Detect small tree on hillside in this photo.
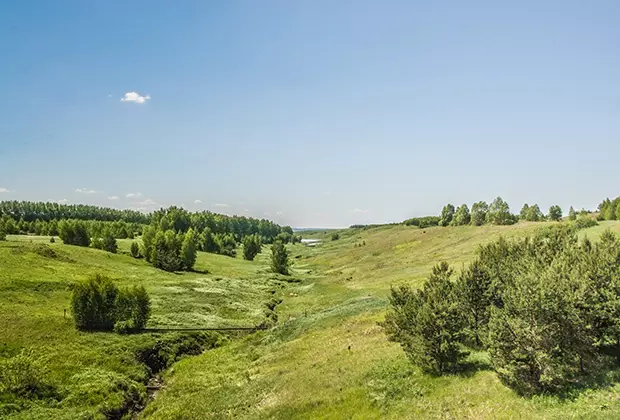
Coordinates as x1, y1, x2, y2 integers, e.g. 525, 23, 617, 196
457, 259, 493, 346
568, 206, 577, 221
130, 241, 141, 258
71, 274, 119, 330
382, 262, 466, 374
242, 234, 262, 261
548, 205, 562, 221
525, 204, 544, 222
331, 233, 340, 241
181, 228, 198, 271
102, 232, 118, 253
471, 201, 489, 226
452, 204, 471, 226
520, 204, 530, 220
439, 204, 455, 226
271, 241, 289, 275
487, 197, 513, 225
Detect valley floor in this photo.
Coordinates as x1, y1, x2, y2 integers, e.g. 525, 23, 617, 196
3, 221, 620, 418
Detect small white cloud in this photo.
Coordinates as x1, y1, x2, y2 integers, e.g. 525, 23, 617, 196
350, 208, 369, 214
276, 211, 284, 216
126, 192, 142, 198
0, 188, 9, 193
214, 203, 229, 208
57, 199, 68, 204
75, 188, 97, 194
108, 196, 119, 200
121, 91, 150, 104
137, 199, 156, 206
194, 199, 203, 204
107, 94, 113, 98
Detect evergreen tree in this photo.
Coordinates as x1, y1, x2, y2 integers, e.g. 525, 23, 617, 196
271, 241, 289, 275
457, 259, 492, 346
242, 234, 262, 261
383, 262, 466, 374
102, 232, 118, 253
130, 241, 141, 258
568, 206, 577, 221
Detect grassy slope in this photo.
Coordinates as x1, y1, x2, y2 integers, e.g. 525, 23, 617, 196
144, 221, 620, 420
0, 237, 283, 419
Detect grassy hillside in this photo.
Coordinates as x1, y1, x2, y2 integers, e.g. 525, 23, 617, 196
0, 237, 289, 419
4, 221, 620, 419
143, 221, 620, 419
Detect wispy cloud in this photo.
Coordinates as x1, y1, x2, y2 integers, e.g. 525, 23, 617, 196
126, 192, 142, 198
0, 188, 10, 193
276, 211, 284, 216
121, 92, 150, 104
214, 203, 229, 208
350, 208, 369, 214
57, 199, 68, 204
108, 196, 119, 200
137, 199, 156, 206
75, 188, 97, 194
194, 199, 203, 204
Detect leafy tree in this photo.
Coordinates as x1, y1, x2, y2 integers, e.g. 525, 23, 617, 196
439, 204, 455, 227
58, 220, 90, 247
130, 241, 141, 258
331, 233, 340, 241
548, 205, 562, 221
525, 204, 544, 222
102, 232, 118, 253
486, 197, 513, 225
215, 233, 237, 258
152, 230, 183, 272
242, 234, 262, 261
271, 241, 289, 275
382, 262, 466, 374
470, 201, 489, 226
520, 204, 530, 220
452, 204, 471, 226
457, 259, 492, 346
403, 216, 440, 228
200, 227, 218, 253
114, 285, 151, 332
180, 228, 198, 271
568, 206, 577, 221
71, 274, 119, 330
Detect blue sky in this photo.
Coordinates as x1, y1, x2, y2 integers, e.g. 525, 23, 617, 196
1, 1, 619, 227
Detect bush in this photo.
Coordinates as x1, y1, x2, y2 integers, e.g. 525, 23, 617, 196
71, 275, 151, 332
49, 236, 55, 243
331, 233, 340, 241
0, 229, 6, 241
0, 349, 56, 399
574, 216, 597, 229
243, 234, 262, 261
102, 234, 118, 253
130, 241, 141, 258
58, 220, 90, 247
382, 263, 467, 374
271, 241, 289, 275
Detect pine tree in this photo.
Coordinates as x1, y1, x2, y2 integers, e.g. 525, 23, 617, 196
130, 241, 141, 258
243, 234, 262, 261
457, 259, 493, 346
271, 241, 289, 275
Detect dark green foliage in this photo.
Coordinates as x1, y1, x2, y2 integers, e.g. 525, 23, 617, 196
548, 205, 562, 221
102, 232, 118, 253
457, 259, 492, 346
271, 241, 289, 275
180, 228, 198, 270
58, 220, 90, 247
0, 349, 56, 400
486, 197, 514, 225
519, 204, 530, 220
569, 206, 577, 221
331, 233, 340, 241
242, 233, 262, 261
521, 203, 544, 221
383, 262, 467, 374
452, 204, 471, 226
439, 204, 455, 226
0, 200, 149, 223
470, 201, 488, 226
130, 241, 141, 258
71, 275, 120, 330
574, 216, 597, 229
0, 228, 5, 241
70, 274, 151, 332
199, 227, 218, 253
215, 233, 237, 258
152, 230, 183, 272
49, 236, 55, 243
403, 216, 440, 228
597, 197, 620, 221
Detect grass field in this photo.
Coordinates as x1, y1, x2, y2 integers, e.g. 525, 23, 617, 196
3, 221, 620, 419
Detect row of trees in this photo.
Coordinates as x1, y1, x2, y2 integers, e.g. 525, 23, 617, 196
0, 200, 149, 223
0, 216, 140, 239
598, 197, 620, 221
383, 225, 620, 395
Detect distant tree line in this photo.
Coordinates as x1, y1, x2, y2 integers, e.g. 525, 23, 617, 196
0, 200, 149, 223
383, 225, 620, 395
402, 197, 602, 228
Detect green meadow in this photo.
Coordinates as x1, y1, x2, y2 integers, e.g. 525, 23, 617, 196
3, 221, 620, 419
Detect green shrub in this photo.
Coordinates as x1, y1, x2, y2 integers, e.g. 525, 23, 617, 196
49, 236, 55, 243
130, 241, 141, 258
331, 233, 340, 241
573, 216, 597, 229
0, 229, 6, 241
71, 275, 150, 332
242, 234, 262, 261
0, 349, 56, 399
271, 241, 289, 275
58, 220, 90, 247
